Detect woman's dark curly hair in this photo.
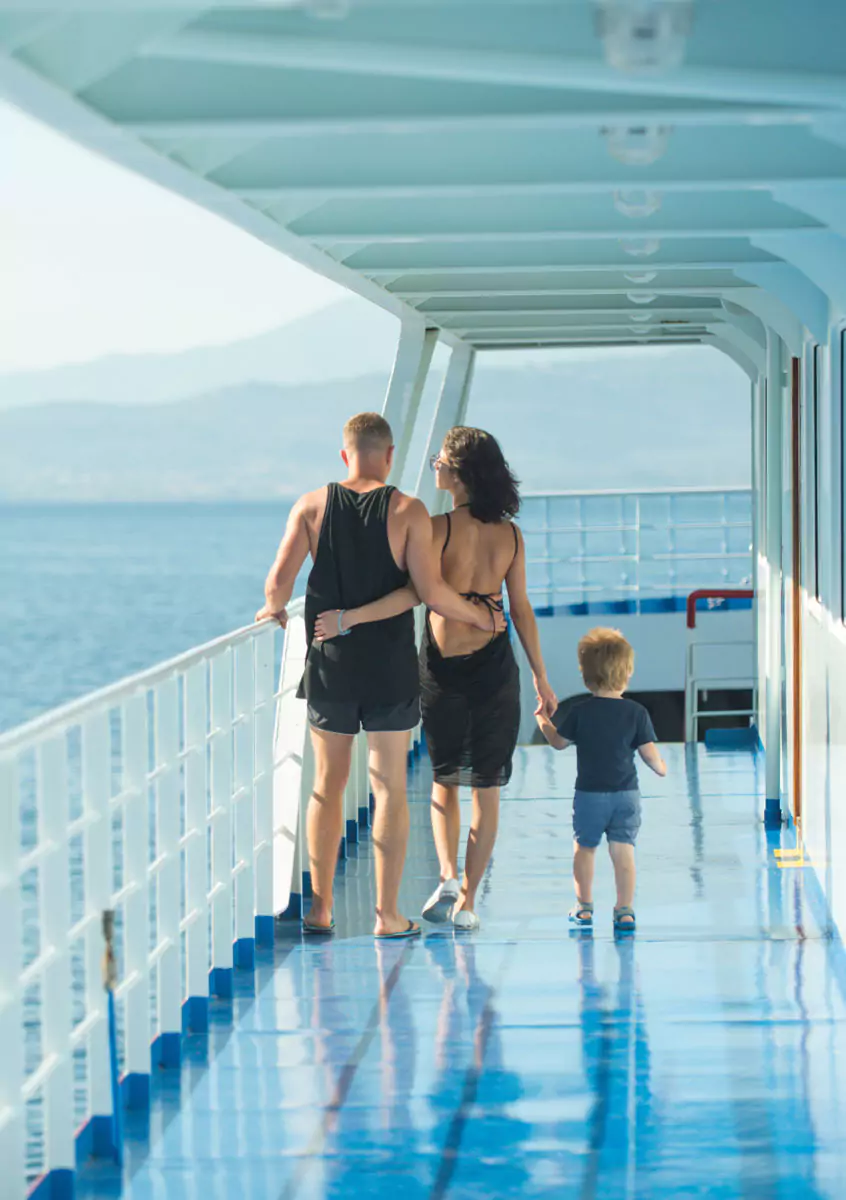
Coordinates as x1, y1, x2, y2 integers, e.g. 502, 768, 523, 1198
442, 426, 520, 523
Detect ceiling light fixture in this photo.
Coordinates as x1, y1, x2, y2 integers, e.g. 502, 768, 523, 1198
614, 188, 662, 218
604, 124, 671, 165
624, 270, 658, 283
627, 291, 658, 304
629, 312, 653, 322
595, 0, 695, 73
620, 236, 661, 257
306, 0, 350, 17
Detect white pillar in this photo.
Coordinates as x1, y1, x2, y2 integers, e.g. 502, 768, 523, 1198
381, 321, 438, 487
415, 345, 475, 511
764, 330, 784, 824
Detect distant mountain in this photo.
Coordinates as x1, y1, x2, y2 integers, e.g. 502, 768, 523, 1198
0, 299, 400, 409
0, 354, 750, 501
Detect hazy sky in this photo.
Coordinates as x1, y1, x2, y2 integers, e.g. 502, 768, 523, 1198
1, 101, 346, 373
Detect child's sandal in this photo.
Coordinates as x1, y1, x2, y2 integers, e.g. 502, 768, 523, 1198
569, 902, 594, 928
613, 906, 636, 933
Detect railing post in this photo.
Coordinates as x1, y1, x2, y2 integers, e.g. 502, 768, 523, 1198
382, 320, 439, 488
416, 344, 475, 511
764, 333, 785, 826
39, 735, 75, 1183
209, 652, 234, 998
183, 662, 210, 1030
0, 758, 25, 1198
82, 710, 116, 1150
122, 692, 152, 1105
233, 641, 256, 969
154, 676, 182, 1065
253, 629, 276, 946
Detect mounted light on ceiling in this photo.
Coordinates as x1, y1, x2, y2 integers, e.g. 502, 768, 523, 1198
629, 312, 653, 322
624, 270, 658, 283
627, 291, 658, 304
614, 188, 662, 218
620, 236, 661, 257
604, 124, 671, 165
306, 0, 350, 17
594, 0, 695, 73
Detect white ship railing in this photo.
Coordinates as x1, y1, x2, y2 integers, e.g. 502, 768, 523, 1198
521, 487, 753, 609
0, 602, 310, 1197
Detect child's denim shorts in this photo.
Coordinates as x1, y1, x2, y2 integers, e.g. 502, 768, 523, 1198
573, 789, 641, 848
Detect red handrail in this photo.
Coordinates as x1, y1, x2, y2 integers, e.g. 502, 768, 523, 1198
686, 588, 754, 629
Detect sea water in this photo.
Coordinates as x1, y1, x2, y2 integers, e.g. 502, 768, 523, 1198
1, 502, 295, 733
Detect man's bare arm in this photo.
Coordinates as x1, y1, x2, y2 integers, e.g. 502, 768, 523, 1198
256, 498, 311, 623
404, 499, 497, 632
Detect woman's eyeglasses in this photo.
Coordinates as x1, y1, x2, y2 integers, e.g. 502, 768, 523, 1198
429, 454, 451, 471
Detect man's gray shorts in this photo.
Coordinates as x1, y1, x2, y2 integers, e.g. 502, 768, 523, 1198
307, 696, 420, 737
573, 789, 641, 848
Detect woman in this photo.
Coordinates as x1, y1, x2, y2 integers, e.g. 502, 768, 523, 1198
314, 427, 556, 930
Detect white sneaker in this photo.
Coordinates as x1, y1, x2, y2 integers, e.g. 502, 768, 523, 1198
422, 878, 460, 924
452, 909, 480, 932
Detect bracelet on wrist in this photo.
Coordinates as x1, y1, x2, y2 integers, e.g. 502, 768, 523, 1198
337, 610, 352, 637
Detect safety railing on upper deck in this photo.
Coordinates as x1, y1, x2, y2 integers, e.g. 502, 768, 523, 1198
520, 487, 753, 613
0, 601, 328, 1197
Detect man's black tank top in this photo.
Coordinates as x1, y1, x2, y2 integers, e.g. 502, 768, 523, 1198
298, 483, 419, 706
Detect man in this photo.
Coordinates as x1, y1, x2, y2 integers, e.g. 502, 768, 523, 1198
257, 412, 501, 939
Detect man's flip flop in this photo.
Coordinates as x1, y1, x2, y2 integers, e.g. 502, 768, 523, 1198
302, 918, 335, 935
375, 920, 421, 940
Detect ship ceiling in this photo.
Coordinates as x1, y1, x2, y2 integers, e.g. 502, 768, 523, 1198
2, 0, 846, 353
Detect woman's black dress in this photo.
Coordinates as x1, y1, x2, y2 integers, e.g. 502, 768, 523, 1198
419, 516, 521, 789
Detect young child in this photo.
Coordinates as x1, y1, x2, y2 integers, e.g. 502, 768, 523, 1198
535, 627, 666, 933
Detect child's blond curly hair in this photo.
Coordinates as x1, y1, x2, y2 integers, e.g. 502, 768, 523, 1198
578, 627, 634, 693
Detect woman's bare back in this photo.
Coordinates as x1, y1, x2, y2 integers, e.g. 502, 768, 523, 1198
430, 508, 519, 657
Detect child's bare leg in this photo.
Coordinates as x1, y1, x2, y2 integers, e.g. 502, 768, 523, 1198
454, 786, 500, 916
573, 841, 597, 905
431, 782, 461, 881
608, 840, 636, 919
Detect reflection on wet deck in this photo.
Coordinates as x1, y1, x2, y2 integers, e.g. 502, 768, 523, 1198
77, 744, 846, 1199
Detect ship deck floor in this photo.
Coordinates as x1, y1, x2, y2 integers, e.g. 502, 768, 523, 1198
76, 743, 846, 1199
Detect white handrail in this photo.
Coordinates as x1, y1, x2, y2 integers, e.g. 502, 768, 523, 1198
0, 604, 306, 1197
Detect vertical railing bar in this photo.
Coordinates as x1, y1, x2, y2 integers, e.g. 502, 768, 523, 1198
209, 652, 234, 996
38, 734, 75, 1177
233, 642, 256, 967
121, 692, 151, 1098
153, 676, 181, 1062
0, 756, 26, 1198
183, 662, 210, 1025
81, 709, 113, 1130
253, 629, 276, 943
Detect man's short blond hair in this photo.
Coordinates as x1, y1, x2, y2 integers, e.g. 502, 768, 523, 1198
578, 627, 634, 692
343, 412, 393, 454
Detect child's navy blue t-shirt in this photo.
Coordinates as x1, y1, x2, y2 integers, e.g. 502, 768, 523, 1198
555, 696, 656, 793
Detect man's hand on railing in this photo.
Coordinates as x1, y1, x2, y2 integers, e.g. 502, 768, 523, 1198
255, 604, 288, 628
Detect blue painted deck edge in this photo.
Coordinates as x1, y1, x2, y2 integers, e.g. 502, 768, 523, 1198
278, 892, 303, 920
705, 727, 758, 749
75, 1114, 116, 1164
181, 995, 209, 1033
255, 914, 274, 946
302, 870, 313, 898
346, 817, 359, 844
209, 967, 234, 1000
27, 1169, 74, 1200
120, 1072, 150, 1110
151, 1032, 181, 1069
358, 804, 370, 829
533, 595, 753, 618
234, 936, 255, 970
